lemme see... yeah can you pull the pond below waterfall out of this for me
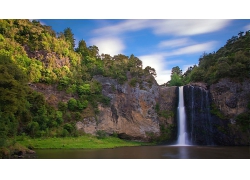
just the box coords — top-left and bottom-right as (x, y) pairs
(33, 145), (249, 159)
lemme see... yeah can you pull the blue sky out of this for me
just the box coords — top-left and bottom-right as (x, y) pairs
(40, 19), (250, 85)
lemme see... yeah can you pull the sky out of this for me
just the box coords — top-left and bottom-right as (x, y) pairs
(40, 19), (250, 85)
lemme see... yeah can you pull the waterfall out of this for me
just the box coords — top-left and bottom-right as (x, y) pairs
(176, 86), (189, 145)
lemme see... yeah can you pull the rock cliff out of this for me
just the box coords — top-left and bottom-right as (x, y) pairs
(76, 74), (178, 141)
(184, 78), (250, 145)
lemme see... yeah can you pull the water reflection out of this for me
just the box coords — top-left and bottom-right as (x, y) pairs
(34, 145), (250, 159)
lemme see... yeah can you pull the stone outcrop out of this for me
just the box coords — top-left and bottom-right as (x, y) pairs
(184, 78), (250, 145)
(209, 78), (250, 120)
(28, 83), (78, 107)
(76, 74), (178, 141)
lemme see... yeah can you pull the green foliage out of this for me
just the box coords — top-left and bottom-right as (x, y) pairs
(166, 66), (184, 86)
(210, 103), (226, 119)
(67, 98), (78, 111)
(155, 103), (160, 113)
(63, 123), (74, 133)
(26, 121), (39, 137)
(158, 124), (176, 142)
(182, 31), (250, 85)
(158, 110), (174, 119)
(58, 101), (67, 112)
(63, 27), (75, 50)
(96, 130), (108, 139)
(77, 84), (91, 95)
(67, 98), (88, 111)
(236, 112), (250, 132)
(144, 66), (157, 77)
(129, 78), (138, 87)
(0, 19), (159, 142)
(168, 73), (183, 86)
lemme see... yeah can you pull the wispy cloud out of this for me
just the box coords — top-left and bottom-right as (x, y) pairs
(89, 37), (125, 56)
(152, 19), (232, 36)
(244, 24), (250, 31)
(158, 38), (192, 48)
(93, 19), (150, 35)
(93, 19), (232, 37)
(168, 41), (217, 56)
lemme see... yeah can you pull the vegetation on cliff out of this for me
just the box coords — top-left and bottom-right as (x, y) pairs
(0, 19), (158, 154)
(166, 30), (250, 86)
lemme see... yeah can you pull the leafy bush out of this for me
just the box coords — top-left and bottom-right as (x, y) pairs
(63, 123), (74, 133)
(236, 112), (250, 132)
(129, 78), (138, 87)
(67, 98), (78, 111)
(58, 101), (67, 112)
(96, 130), (107, 139)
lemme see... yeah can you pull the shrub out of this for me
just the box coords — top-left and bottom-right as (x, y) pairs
(63, 123), (74, 133)
(58, 101), (67, 112)
(129, 78), (138, 87)
(67, 98), (78, 111)
(96, 130), (107, 139)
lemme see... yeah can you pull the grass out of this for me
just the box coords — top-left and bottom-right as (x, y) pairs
(16, 135), (153, 149)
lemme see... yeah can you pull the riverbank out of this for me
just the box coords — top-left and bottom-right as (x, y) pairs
(16, 135), (153, 149)
(0, 135), (153, 158)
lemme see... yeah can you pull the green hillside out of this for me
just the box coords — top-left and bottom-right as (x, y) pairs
(0, 19), (155, 149)
(166, 30), (250, 86)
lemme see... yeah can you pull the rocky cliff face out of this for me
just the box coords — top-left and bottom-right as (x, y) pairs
(76, 74), (178, 141)
(210, 78), (250, 121)
(184, 78), (250, 145)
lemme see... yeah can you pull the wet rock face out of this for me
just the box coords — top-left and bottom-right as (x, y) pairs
(184, 78), (250, 145)
(184, 85), (216, 145)
(157, 86), (178, 142)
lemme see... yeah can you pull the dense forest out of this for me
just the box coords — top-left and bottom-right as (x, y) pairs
(0, 19), (157, 148)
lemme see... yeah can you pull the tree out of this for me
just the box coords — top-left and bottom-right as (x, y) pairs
(168, 73), (183, 86)
(167, 66), (183, 86)
(67, 98), (78, 111)
(238, 31), (244, 38)
(171, 66), (182, 76)
(75, 40), (89, 57)
(88, 45), (100, 58)
(144, 66), (157, 77)
(129, 54), (142, 69)
(63, 27), (75, 50)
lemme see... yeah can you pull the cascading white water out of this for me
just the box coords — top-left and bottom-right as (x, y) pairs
(177, 86), (188, 145)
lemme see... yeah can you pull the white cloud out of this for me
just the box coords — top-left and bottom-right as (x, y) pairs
(152, 19), (232, 36)
(167, 41), (217, 56)
(138, 41), (216, 84)
(139, 54), (175, 85)
(93, 19), (232, 37)
(244, 24), (250, 31)
(158, 38), (191, 48)
(93, 19), (150, 35)
(89, 37), (125, 56)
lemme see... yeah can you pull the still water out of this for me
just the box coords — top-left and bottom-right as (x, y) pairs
(34, 145), (249, 159)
